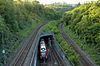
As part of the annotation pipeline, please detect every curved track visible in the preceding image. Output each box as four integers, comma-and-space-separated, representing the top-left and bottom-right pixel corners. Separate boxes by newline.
8, 24, 45, 66
58, 23, 96, 66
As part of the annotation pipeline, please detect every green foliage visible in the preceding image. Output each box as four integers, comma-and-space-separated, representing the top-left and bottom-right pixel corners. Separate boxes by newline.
61, 2, 100, 65
0, 0, 60, 65
45, 3, 73, 16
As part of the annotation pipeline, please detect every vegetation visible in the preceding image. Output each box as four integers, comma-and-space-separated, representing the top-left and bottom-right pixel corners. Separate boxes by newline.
61, 1, 100, 65
0, 0, 99, 66
42, 21, 80, 66
45, 3, 74, 15
0, 0, 60, 65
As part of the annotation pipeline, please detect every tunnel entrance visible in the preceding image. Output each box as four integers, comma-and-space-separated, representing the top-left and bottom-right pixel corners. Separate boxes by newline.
37, 32, 54, 64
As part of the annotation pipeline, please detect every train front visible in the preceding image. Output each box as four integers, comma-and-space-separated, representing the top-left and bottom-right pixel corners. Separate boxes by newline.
38, 32, 53, 63
40, 39, 48, 62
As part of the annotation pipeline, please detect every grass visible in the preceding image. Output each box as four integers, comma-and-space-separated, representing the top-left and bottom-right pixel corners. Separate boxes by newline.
7, 20, 42, 56
19, 21, 41, 38
64, 25, 100, 65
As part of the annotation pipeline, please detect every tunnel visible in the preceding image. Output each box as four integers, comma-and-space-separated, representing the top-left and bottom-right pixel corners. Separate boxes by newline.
36, 32, 54, 65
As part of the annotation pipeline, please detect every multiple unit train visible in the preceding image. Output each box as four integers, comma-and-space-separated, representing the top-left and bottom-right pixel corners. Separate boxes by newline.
40, 39, 48, 62
38, 32, 53, 63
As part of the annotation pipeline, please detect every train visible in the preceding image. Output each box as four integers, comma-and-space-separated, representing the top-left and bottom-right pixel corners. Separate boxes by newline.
39, 39, 48, 62
38, 32, 53, 63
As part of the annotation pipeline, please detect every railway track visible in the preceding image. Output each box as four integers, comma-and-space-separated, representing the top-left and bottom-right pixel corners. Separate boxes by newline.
52, 43, 66, 66
38, 56, 51, 66
58, 23, 96, 66
38, 39, 67, 66
9, 24, 45, 66
40, 63, 49, 66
